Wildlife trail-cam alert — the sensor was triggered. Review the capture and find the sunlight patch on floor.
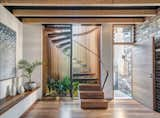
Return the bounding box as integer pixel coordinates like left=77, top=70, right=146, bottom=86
left=114, top=90, right=132, bottom=99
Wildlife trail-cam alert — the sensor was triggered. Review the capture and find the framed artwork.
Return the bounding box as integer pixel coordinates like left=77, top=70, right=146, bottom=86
left=0, top=22, right=16, bottom=81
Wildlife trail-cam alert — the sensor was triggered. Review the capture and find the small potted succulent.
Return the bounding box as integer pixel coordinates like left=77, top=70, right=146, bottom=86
left=18, top=59, right=41, bottom=90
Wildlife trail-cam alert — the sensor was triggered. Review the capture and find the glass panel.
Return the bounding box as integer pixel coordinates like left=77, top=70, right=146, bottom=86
left=113, top=25, right=134, bottom=43
left=114, top=45, right=132, bottom=99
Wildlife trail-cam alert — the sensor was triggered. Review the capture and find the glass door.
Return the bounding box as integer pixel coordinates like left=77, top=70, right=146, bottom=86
left=114, top=45, right=132, bottom=99
left=113, top=25, right=134, bottom=99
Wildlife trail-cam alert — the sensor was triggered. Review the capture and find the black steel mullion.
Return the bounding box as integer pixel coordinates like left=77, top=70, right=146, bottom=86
left=70, top=24, right=73, bottom=98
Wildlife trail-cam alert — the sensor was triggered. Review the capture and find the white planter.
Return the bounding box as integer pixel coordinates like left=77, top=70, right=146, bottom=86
left=28, top=82, right=37, bottom=90
left=10, top=85, right=17, bottom=96
left=18, top=85, right=25, bottom=94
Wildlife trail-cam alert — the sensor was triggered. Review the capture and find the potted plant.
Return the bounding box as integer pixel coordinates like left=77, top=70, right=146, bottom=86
left=73, top=81, right=79, bottom=97
left=18, top=59, right=41, bottom=90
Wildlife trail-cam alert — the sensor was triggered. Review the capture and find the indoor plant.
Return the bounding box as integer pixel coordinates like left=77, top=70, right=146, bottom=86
left=73, top=81, right=79, bottom=97
left=18, top=59, right=41, bottom=90
left=47, top=76, right=79, bottom=98
left=51, top=76, right=71, bottom=97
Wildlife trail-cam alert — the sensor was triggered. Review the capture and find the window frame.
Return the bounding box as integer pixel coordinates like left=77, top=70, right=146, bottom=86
left=113, top=24, right=135, bottom=45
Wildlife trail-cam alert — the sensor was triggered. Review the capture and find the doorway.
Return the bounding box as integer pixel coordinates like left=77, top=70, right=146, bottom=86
left=113, top=25, right=134, bottom=99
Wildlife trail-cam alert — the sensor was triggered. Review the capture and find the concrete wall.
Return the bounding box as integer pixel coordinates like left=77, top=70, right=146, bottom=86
left=0, top=5, right=23, bottom=99
left=101, top=24, right=113, bottom=99
left=23, top=24, right=43, bottom=97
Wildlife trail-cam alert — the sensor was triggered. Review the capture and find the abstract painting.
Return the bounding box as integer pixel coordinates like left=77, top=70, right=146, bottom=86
left=0, top=23, right=16, bottom=81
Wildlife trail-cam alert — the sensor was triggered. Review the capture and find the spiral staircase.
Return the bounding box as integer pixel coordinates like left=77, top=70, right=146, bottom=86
left=47, top=24, right=109, bottom=109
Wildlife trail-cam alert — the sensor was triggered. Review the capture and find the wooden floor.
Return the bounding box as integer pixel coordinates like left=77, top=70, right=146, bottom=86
left=21, top=99, right=160, bottom=118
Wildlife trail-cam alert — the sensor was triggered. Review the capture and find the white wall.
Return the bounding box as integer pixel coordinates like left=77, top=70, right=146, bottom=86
left=101, top=24, right=113, bottom=99
left=0, top=6, right=43, bottom=118
left=23, top=24, right=43, bottom=97
left=132, top=36, right=154, bottom=109
left=0, top=5, right=23, bottom=99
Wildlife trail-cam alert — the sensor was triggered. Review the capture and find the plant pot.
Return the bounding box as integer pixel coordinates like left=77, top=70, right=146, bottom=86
left=28, top=82, right=37, bottom=90
left=24, top=82, right=29, bottom=90
left=24, top=82, right=37, bottom=91
left=18, top=85, right=25, bottom=94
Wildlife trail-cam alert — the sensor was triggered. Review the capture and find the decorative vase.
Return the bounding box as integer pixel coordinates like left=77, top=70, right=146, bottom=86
left=16, top=77, right=23, bottom=91
left=18, top=85, right=25, bottom=94
left=10, top=84, right=17, bottom=96
left=24, top=82, right=30, bottom=90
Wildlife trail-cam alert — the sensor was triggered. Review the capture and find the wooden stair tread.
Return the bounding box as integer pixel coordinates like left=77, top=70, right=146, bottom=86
left=73, top=78, right=97, bottom=80
left=79, top=84, right=100, bottom=86
left=73, top=73, right=96, bottom=76
left=50, top=36, right=71, bottom=42
left=80, top=91, right=103, bottom=93
left=79, top=84, right=101, bottom=91
left=81, top=99, right=108, bottom=102
left=80, top=91, right=104, bottom=99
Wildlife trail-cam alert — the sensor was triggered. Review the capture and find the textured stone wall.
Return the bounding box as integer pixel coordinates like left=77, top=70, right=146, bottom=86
left=136, top=15, right=160, bottom=42
left=155, top=39, right=160, bottom=112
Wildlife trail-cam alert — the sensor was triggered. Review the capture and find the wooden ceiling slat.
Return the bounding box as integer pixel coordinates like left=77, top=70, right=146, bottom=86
left=22, top=18, right=144, bottom=24
left=13, top=9, right=157, bottom=17
left=1, top=0, right=160, bottom=6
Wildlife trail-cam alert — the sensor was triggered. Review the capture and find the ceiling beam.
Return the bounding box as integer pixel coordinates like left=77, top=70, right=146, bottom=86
left=22, top=18, right=144, bottom=24
left=13, top=9, right=157, bottom=17
left=1, top=0, right=160, bottom=6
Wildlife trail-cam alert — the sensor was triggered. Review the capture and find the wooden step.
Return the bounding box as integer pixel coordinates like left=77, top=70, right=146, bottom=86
left=80, top=91, right=104, bottom=99
left=79, top=84, right=101, bottom=91
left=56, top=40, right=71, bottom=47
left=48, top=32, right=71, bottom=37
left=56, top=41, right=71, bottom=48
left=50, top=35, right=70, bottom=41
left=73, top=78, right=98, bottom=84
left=81, top=99, right=108, bottom=109
left=73, top=73, right=96, bottom=76
left=46, top=24, right=71, bottom=29
left=73, top=77, right=99, bottom=84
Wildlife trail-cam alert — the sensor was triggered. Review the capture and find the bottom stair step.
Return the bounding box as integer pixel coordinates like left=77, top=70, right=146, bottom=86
left=81, top=99, right=108, bottom=109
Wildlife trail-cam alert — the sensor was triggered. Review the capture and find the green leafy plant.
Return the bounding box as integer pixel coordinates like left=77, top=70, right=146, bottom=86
left=18, top=59, right=41, bottom=82
left=54, top=76, right=71, bottom=96
left=61, top=76, right=71, bottom=92
left=73, top=81, right=79, bottom=97
left=47, top=75, right=79, bottom=97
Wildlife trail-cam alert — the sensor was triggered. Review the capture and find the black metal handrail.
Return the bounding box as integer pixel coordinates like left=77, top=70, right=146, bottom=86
left=73, top=40, right=109, bottom=89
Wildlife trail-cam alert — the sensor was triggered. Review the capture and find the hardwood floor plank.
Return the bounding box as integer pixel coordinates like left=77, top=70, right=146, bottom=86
left=21, top=99, right=160, bottom=118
